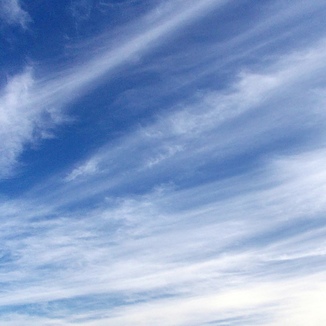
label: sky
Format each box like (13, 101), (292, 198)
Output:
(1, 0), (326, 325)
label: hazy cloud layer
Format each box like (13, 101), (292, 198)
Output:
(1, 0), (326, 325)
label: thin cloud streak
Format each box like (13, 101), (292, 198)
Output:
(1, 145), (326, 323)
(1, 1), (326, 325)
(0, 0), (226, 178)
(32, 37), (326, 209)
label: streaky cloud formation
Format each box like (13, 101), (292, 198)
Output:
(0, 0), (225, 178)
(1, 0), (326, 325)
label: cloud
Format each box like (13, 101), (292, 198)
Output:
(0, 0), (225, 179)
(0, 69), (67, 178)
(69, 0), (94, 35)
(1, 152), (326, 324)
(0, 34), (323, 323)
(70, 0), (94, 21)
(57, 38), (326, 202)
(1, 0), (324, 180)
(0, 0), (31, 28)
(1, 1), (326, 324)
(65, 158), (99, 181)
(1, 151), (326, 320)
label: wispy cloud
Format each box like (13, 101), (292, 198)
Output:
(0, 0), (31, 28)
(57, 38), (326, 205)
(1, 146), (326, 324)
(0, 0), (226, 178)
(1, 1), (326, 325)
(0, 69), (67, 178)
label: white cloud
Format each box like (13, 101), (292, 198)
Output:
(1, 0), (324, 180)
(2, 36), (324, 324)
(1, 144), (326, 324)
(0, 0), (226, 179)
(1, 1), (326, 324)
(0, 69), (67, 178)
(60, 38), (326, 199)
(0, 0), (31, 28)
(65, 158), (99, 181)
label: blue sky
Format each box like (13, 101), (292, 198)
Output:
(1, 0), (326, 325)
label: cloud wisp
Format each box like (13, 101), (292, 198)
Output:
(0, 0), (226, 178)
(0, 0), (31, 28)
(1, 145), (326, 325)
(2, 44), (326, 325)
(1, 1), (326, 325)
(43, 37), (326, 209)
